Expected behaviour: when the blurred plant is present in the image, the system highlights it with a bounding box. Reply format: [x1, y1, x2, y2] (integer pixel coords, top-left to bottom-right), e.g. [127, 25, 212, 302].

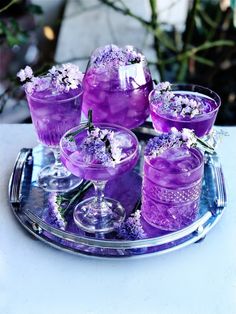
[0, 0, 43, 47]
[99, 0, 236, 124]
[0, 0, 43, 116]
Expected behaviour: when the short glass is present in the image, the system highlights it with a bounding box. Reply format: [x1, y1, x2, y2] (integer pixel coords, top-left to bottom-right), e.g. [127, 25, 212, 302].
[26, 77, 83, 192]
[149, 84, 221, 137]
[82, 45, 153, 129]
[141, 146, 204, 231]
[60, 123, 139, 233]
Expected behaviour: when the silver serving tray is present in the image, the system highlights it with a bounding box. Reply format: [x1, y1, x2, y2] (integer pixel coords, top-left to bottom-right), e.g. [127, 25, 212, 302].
[8, 123, 227, 258]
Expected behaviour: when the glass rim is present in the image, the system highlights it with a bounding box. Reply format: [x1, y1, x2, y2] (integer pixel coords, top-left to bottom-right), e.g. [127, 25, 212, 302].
[144, 147, 204, 174]
[149, 83, 221, 117]
[60, 122, 139, 169]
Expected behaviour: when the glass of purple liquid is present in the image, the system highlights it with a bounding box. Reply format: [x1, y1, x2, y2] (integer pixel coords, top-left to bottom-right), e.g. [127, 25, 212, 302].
[82, 44, 153, 129]
[150, 84, 221, 137]
[26, 77, 83, 192]
[141, 146, 204, 231]
[60, 124, 139, 233]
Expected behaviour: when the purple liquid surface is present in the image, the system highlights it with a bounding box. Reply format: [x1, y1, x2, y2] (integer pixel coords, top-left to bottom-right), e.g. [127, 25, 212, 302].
[141, 147, 204, 231]
[82, 66, 153, 129]
[60, 125, 139, 181]
[27, 85, 83, 147]
[150, 91, 220, 137]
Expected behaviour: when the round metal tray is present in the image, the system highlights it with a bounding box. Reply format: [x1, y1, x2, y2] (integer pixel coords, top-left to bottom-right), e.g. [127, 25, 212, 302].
[8, 123, 227, 258]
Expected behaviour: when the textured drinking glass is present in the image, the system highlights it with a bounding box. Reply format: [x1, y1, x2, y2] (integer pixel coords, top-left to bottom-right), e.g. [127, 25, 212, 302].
[82, 45, 153, 129]
[60, 123, 139, 233]
[141, 147, 204, 231]
[26, 79, 83, 192]
[150, 84, 221, 137]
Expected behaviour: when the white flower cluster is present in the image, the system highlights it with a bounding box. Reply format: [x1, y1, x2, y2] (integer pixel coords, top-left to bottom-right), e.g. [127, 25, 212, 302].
[155, 81, 172, 92]
[173, 96, 203, 118]
[17, 63, 83, 94]
[171, 127, 197, 148]
[153, 81, 205, 118]
[49, 63, 84, 92]
[17, 65, 33, 82]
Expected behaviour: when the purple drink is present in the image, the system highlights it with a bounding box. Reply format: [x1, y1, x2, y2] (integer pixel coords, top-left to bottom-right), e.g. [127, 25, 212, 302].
[60, 123, 139, 233]
[26, 79, 83, 147]
[82, 45, 153, 129]
[150, 84, 221, 137]
[17, 64, 84, 192]
[60, 124, 139, 181]
[141, 146, 204, 231]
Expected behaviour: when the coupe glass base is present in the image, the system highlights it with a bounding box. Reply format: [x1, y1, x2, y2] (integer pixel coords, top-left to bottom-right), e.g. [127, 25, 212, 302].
[38, 165, 83, 192]
[73, 197, 126, 233]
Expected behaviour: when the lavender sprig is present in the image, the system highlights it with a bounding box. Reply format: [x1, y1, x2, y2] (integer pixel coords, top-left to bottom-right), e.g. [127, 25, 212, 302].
[55, 181, 93, 217]
[145, 127, 215, 157]
[115, 210, 146, 240]
[48, 193, 67, 230]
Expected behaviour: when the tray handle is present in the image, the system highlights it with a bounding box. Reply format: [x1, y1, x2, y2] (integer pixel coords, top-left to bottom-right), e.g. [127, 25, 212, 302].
[9, 148, 32, 206]
[207, 152, 227, 213]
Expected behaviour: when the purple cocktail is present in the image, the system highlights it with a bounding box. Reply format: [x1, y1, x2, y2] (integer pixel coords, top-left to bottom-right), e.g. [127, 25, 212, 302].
[141, 131, 204, 231]
[60, 123, 139, 233]
[27, 82, 83, 147]
[150, 83, 221, 137]
[82, 45, 153, 129]
[17, 64, 83, 192]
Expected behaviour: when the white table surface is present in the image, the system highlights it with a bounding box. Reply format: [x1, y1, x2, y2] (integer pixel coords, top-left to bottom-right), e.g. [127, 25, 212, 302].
[0, 124, 235, 314]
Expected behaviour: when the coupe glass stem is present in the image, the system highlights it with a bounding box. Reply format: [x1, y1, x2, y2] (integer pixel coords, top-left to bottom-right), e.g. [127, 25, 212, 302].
[51, 147, 70, 177]
[92, 180, 110, 216]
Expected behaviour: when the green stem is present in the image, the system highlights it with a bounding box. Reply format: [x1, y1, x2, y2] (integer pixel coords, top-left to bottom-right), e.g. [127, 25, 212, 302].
[99, 0, 149, 26]
[149, 0, 165, 80]
[66, 109, 94, 139]
[176, 0, 199, 82]
[0, 0, 19, 13]
[160, 40, 234, 65]
[196, 137, 215, 154]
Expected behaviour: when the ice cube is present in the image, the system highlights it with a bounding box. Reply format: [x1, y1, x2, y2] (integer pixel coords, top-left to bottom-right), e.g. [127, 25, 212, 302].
[113, 132, 133, 148]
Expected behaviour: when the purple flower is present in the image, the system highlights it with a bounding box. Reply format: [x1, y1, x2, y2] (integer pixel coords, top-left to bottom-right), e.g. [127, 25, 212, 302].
[153, 81, 206, 118]
[116, 210, 146, 240]
[77, 128, 123, 167]
[145, 128, 197, 158]
[49, 63, 84, 93]
[48, 193, 67, 230]
[92, 44, 143, 67]
[17, 63, 83, 94]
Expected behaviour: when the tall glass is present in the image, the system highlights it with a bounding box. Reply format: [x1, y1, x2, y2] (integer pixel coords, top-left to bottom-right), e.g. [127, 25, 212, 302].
[82, 45, 153, 129]
[141, 146, 204, 231]
[150, 84, 221, 137]
[26, 79, 83, 192]
[60, 123, 139, 233]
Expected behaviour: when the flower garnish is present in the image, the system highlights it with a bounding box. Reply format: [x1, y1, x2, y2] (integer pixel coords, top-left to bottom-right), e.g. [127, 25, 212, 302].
[49, 63, 84, 92]
[78, 127, 122, 167]
[17, 63, 83, 94]
[145, 127, 215, 157]
[115, 210, 146, 240]
[48, 193, 67, 230]
[153, 81, 207, 118]
[65, 109, 125, 167]
[92, 44, 143, 67]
